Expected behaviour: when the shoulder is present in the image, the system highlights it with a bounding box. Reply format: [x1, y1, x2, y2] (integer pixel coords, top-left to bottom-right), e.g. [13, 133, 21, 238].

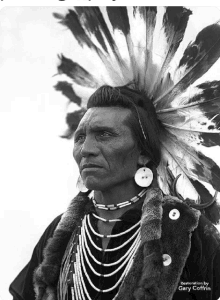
[181, 215, 220, 298]
[161, 195, 201, 234]
[35, 214, 63, 261]
[9, 214, 64, 300]
[196, 214, 220, 246]
[42, 214, 63, 235]
[191, 214, 220, 262]
[162, 195, 220, 246]
[161, 195, 220, 272]
[162, 194, 220, 247]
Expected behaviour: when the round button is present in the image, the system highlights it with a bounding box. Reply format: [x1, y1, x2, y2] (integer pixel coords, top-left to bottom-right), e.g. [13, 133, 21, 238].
[169, 209, 180, 220]
[162, 254, 172, 266]
[134, 167, 153, 187]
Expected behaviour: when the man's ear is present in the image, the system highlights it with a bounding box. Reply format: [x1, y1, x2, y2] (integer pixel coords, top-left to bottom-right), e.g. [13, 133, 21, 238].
[137, 154, 151, 166]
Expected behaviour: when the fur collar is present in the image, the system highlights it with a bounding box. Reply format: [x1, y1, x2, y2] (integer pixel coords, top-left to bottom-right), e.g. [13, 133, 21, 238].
[33, 188, 200, 300]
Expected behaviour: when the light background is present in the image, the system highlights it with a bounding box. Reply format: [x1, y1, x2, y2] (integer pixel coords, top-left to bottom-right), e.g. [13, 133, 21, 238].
[0, 6, 220, 300]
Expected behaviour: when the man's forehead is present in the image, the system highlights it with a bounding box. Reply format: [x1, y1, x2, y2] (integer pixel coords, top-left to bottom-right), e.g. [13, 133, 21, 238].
[78, 107, 131, 128]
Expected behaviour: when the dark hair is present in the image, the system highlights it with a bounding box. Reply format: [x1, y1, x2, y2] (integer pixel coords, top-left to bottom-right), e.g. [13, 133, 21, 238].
[87, 85, 161, 167]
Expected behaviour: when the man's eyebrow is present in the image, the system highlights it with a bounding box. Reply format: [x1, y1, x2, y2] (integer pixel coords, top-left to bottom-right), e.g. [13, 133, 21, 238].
[90, 125, 116, 131]
[74, 125, 118, 137]
[74, 127, 83, 138]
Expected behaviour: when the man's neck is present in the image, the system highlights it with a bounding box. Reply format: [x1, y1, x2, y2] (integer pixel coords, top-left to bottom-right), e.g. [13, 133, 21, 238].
[93, 181, 144, 220]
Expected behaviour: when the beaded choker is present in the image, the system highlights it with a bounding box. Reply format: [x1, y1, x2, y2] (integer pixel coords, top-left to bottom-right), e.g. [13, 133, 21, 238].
[92, 188, 147, 210]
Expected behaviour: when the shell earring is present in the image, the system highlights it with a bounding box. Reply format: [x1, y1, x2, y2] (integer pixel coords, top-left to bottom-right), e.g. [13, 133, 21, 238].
[77, 176, 89, 193]
[134, 166, 153, 187]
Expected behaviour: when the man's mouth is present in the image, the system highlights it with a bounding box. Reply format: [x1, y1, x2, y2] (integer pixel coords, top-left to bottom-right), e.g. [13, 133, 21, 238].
[81, 163, 102, 171]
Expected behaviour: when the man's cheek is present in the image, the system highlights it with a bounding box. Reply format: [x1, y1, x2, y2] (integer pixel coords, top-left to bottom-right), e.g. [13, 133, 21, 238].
[72, 149, 81, 165]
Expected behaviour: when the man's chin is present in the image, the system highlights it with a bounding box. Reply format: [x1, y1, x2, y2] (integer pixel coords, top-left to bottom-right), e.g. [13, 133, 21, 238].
[83, 178, 101, 191]
[84, 180, 108, 192]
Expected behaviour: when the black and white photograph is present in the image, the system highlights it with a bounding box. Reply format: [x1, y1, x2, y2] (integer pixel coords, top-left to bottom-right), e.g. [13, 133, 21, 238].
[1, 4, 220, 300]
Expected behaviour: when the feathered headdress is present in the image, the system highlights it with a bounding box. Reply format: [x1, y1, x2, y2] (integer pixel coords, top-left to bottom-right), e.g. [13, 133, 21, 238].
[53, 7, 220, 224]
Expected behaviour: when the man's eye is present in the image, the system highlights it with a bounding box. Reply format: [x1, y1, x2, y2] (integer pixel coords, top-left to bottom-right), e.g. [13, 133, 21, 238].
[98, 131, 112, 137]
[74, 134, 85, 143]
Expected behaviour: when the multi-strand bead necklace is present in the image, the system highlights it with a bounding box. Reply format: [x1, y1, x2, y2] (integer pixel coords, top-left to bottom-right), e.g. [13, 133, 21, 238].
[68, 188, 147, 300]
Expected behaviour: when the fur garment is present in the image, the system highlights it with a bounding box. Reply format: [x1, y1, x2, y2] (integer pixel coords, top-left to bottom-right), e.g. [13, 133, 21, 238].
[33, 188, 201, 300]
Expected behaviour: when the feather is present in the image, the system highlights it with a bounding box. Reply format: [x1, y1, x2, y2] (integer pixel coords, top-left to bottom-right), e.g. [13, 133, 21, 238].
[57, 55, 98, 88]
[164, 127, 220, 150]
[132, 7, 157, 90]
[155, 22, 220, 108]
[73, 7, 127, 68]
[54, 9, 128, 86]
[155, 72, 173, 102]
[158, 141, 199, 200]
[61, 109, 86, 139]
[157, 160, 171, 196]
[157, 81, 220, 147]
[152, 7, 192, 98]
[107, 7, 130, 38]
[74, 7, 111, 54]
[53, 10, 96, 50]
[54, 81, 82, 106]
[160, 129, 220, 193]
[106, 7, 137, 82]
[187, 179, 220, 224]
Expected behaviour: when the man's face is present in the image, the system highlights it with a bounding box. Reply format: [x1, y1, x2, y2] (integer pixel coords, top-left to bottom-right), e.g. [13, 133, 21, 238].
[73, 107, 142, 191]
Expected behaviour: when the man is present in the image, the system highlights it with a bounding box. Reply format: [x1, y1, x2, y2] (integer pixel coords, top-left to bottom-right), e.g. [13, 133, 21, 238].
[10, 86, 220, 300]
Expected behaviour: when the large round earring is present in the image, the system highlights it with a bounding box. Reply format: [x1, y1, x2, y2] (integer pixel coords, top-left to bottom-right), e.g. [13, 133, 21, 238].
[134, 167, 153, 187]
[77, 176, 89, 193]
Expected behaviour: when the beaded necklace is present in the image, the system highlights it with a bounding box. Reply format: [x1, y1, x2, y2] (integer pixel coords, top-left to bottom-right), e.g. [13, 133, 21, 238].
[92, 188, 147, 210]
[70, 213, 141, 300]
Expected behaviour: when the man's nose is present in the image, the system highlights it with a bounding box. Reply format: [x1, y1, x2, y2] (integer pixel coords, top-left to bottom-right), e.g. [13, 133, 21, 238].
[80, 136, 99, 157]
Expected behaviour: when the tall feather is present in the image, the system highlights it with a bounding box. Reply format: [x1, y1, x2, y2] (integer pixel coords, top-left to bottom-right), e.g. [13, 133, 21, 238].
[106, 7, 136, 81]
[152, 7, 192, 98]
[132, 7, 157, 90]
[54, 10, 97, 50]
[155, 22, 220, 108]
[74, 7, 112, 54]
